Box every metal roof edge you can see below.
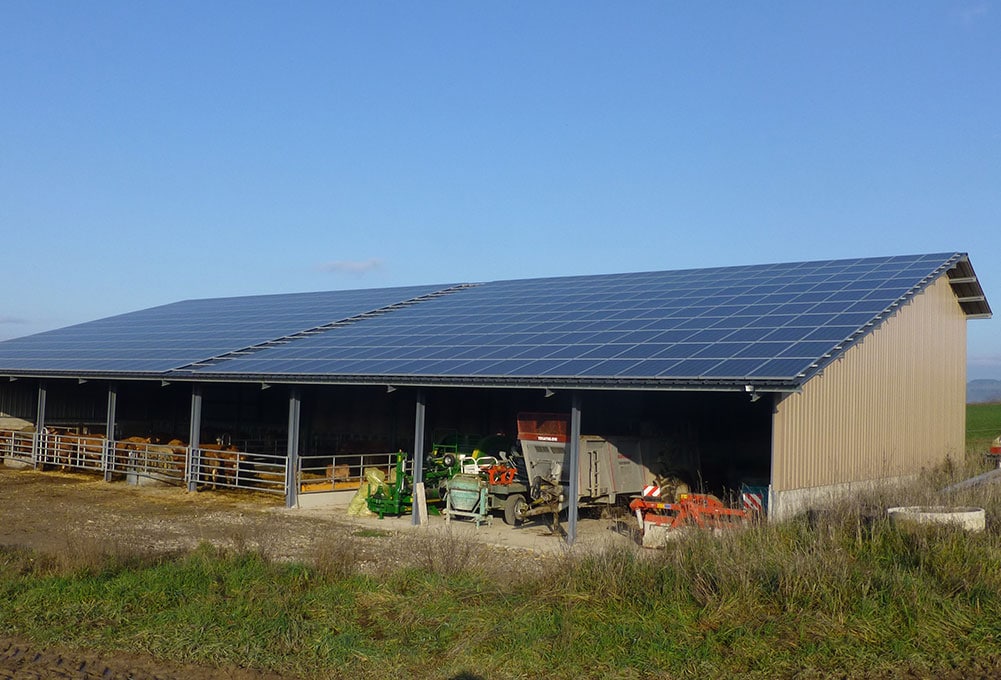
[793,251,990,387]
[0,370,801,393]
[947,254,992,319]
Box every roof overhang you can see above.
[948,256,992,319]
[0,369,802,394]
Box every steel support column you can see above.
[32,383,46,469]
[566,392,582,545]
[285,388,301,509]
[186,385,203,492]
[411,389,427,526]
[103,385,117,481]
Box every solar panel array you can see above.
[0,284,447,373]
[0,253,963,386]
[176,252,960,385]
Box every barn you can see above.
[0,252,991,540]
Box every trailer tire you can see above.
[504,494,527,526]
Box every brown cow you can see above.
[325,462,351,483]
[199,436,242,489]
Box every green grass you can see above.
[4,475,1001,679]
[1,406,1000,678]
[967,401,1001,453]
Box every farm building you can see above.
[0,252,991,538]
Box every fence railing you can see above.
[0,429,34,464]
[190,447,287,495]
[43,432,108,474]
[298,452,398,494]
[2,429,288,496]
[108,439,187,485]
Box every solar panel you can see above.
[0,284,449,373]
[182,252,963,385]
[0,252,970,387]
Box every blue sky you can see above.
[1,2,999,378]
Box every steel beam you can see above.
[566,392,582,545]
[412,389,426,526]
[32,383,46,469]
[285,388,301,509]
[186,385,203,492]
[103,385,117,481]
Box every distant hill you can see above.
[968,380,1001,404]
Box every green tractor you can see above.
[365,431,513,518]
[365,449,459,518]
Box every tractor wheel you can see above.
[442,453,456,468]
[503,494,527,526]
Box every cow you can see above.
[325,462,351,484]
[199,435,242,489]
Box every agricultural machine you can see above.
[364,432,512,518]
[365,450,459,518]
[442,413,661,530]
[628,492,750,547]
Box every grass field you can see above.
[967,401,1001,454]
[1,406,1001,679]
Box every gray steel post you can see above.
[103,385,117,481]
[285,388,301,509]
[186,385,203,492]
[411,389,426,526]
[32,383,46,469]
[566,393,582,545]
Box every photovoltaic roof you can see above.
[0,284,448,373]
[0,252,989,391]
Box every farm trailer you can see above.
[444,413,661,528]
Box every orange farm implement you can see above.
[629,492,750,547]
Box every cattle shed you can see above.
[0,252,991,538]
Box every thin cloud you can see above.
[318,258,384,275]
[0,316,27,326]
[956,2,990,25]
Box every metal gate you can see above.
[189,447,287,495]
[2,428,288,497]
[297,451,397,495]
[0,429,34,465]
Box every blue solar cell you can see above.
[701,358,770,378]
[747,358,815,378]
[686,329,737,343]
[0,252,965,387]
[0,283,449,373]
[667,358,727,377]
[499,345,547,360]
[612,359,681,377]
[579,344,630,359]
[761,327,813,342]
[732,342,790,358]
[778,341,839,358]
[541,359,605,376]
[539,344,598,359]
[803,326,857,342]
[742,315,801,329]
[725,327,776,342]
[653,343,711,359]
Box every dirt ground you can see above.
[0,465,636,679]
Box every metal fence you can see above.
[298,451,398,494]
[44,432,108,474]
[108,439,187,485]
[189,447,287,495]
[0,429,34,465]
[1,429,289,497]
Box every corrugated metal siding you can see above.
[772,275,966,492]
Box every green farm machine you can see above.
[365,414,663,530]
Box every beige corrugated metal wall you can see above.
[772,275,967,494]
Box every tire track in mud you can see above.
[0,637,285,680]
